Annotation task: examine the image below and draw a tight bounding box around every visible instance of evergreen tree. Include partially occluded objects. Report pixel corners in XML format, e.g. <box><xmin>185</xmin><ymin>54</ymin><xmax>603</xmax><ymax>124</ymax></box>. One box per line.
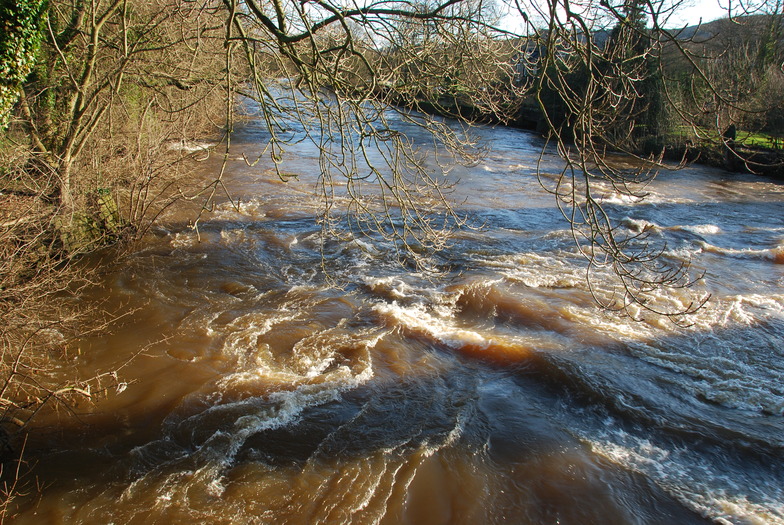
<box><xmin>604</xmin><ymin>0</ymin><xmax>664</xmax><ymax>151</ymax></box>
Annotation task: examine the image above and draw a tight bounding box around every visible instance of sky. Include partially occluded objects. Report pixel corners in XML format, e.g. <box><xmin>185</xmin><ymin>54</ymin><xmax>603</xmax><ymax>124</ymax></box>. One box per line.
<box><xmin>497</xmin><ymin>0</ymin><xmax>736</xmax><ymax>33</ymax></box>
<box><xmin>673</xmin><ymin>0</ymin><xmax>731</xmax><ymax>25</ymax></box>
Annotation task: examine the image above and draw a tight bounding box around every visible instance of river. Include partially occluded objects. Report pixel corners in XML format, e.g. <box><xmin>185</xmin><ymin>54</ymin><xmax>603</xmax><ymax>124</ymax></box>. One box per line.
<box><xmin>11</xmin><ymin>107</ymin><xmax>784</xmax><ymax>524</ymax></box>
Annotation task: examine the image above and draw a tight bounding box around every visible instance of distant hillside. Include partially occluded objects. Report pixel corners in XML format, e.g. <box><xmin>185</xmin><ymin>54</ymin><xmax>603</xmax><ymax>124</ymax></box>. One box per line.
<box><xmin>667</xmin><ymin>13</ymin><xmax>784</xmax><ymax>45</ymax></box>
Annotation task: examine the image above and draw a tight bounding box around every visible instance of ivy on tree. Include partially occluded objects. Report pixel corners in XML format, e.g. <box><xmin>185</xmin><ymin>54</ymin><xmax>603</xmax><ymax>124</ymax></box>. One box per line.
<box><xmin>0</xmin><ymin>0</ymin><xmax>48</xmax><ymax>129</ymax></box>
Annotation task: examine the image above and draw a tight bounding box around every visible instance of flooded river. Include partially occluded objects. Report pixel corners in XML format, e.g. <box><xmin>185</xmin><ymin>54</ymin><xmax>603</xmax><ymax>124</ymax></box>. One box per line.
<box><xmin>12</xmin><ymin>109</ymin><xmax>784</xmax><ymax>524</ymax></box>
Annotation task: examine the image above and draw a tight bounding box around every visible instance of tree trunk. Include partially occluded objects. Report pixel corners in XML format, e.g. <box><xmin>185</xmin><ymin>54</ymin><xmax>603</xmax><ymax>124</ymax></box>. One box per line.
<box><xmin>57</xmin><ymin>156</ymin><xmax>74</xmax><ymax>218</ymax></box>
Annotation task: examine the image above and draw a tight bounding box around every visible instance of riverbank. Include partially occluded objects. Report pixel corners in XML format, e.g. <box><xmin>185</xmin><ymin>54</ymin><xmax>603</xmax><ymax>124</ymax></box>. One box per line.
<box><xmin>0</xmin><ymin>132</ymin><xmax>222</xmax><ymax>509</ymax></box>
<box><xmin>660</xmin><ymin>140</ymin><xmax>784</xmax><ymax>178</ymax></box>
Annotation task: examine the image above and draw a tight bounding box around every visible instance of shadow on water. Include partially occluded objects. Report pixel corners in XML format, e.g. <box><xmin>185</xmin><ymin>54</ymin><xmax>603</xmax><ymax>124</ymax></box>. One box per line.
<box><xmin>15</xmin><ymin>357</ymin><xmax>716</xmax><ymax>525</ymax></box>
<box><xmin>19</xmin><ymin>320</ymin><xmax>772</xmax><ymax>523</ymax></box>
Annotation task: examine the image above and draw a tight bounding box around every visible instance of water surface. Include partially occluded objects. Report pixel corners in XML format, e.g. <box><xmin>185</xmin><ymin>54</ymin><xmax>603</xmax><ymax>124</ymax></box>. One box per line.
<box><xmin>13</xmin><ymin>112</ymin><xmax>784</xmax><ymax>524</ymax></box>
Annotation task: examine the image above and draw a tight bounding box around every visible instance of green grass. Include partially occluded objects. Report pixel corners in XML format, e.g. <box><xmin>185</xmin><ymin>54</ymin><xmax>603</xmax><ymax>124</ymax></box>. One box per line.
<box><xmin>670</xmin><ymin>126</ymin><xmax>783</xmax><ymax>150</ymax></box>
<box><xmin>737</xmin><ymin>131</ymin><xmax>783</xmax><ymax>149</ymax></box>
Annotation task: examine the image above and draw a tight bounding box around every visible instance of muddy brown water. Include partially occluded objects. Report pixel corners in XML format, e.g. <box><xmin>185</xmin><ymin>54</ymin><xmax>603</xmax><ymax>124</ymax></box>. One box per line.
<box><xmin>11</xmin><ymin>112</ymin><xmax>784</xmax><ymax>524</ymax></box>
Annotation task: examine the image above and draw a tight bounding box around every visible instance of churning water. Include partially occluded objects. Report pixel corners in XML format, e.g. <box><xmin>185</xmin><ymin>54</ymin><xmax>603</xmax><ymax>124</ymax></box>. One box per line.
<box><xmin>12</xmin><ymin>110</ymin><xmax>784</xmax><ymax>524</ymax></box>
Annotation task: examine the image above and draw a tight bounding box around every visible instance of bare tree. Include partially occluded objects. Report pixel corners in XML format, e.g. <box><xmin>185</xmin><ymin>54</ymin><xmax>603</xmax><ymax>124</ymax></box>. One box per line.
<box><xmin>214</xmin><ymin>0</ymin><xmax>519</xmax><ymax>269</ymax></box>
<box><xmin>17</xmin><ymin>0</ymin><xmax>230</xmax><ymax>229</ymax></box>
<box><xmin>213</xmin><ymin>0</ymin><xmax>732</xmax><ymax>319</ymax></box>
<box><xmin>11</xmin><ymin>0</ymin><xmax>759</xmax><ymax>329</ymax></box>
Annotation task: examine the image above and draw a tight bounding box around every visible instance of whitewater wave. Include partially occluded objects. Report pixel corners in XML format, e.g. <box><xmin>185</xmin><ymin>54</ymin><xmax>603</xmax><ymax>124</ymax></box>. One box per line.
<box><xmin>700</xmin><ymin>242</ymin><xmax>784</xmax><ymax>263</ymax></box>
<box><xmin>673</xmin><ymin>224</ymin><xmax>722</xmax><ymax>235</ymax></box>
<box><xmin>585</xmin><ymin>425</ymin><xmax>784</xmax><ymax>525</ymax></box>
